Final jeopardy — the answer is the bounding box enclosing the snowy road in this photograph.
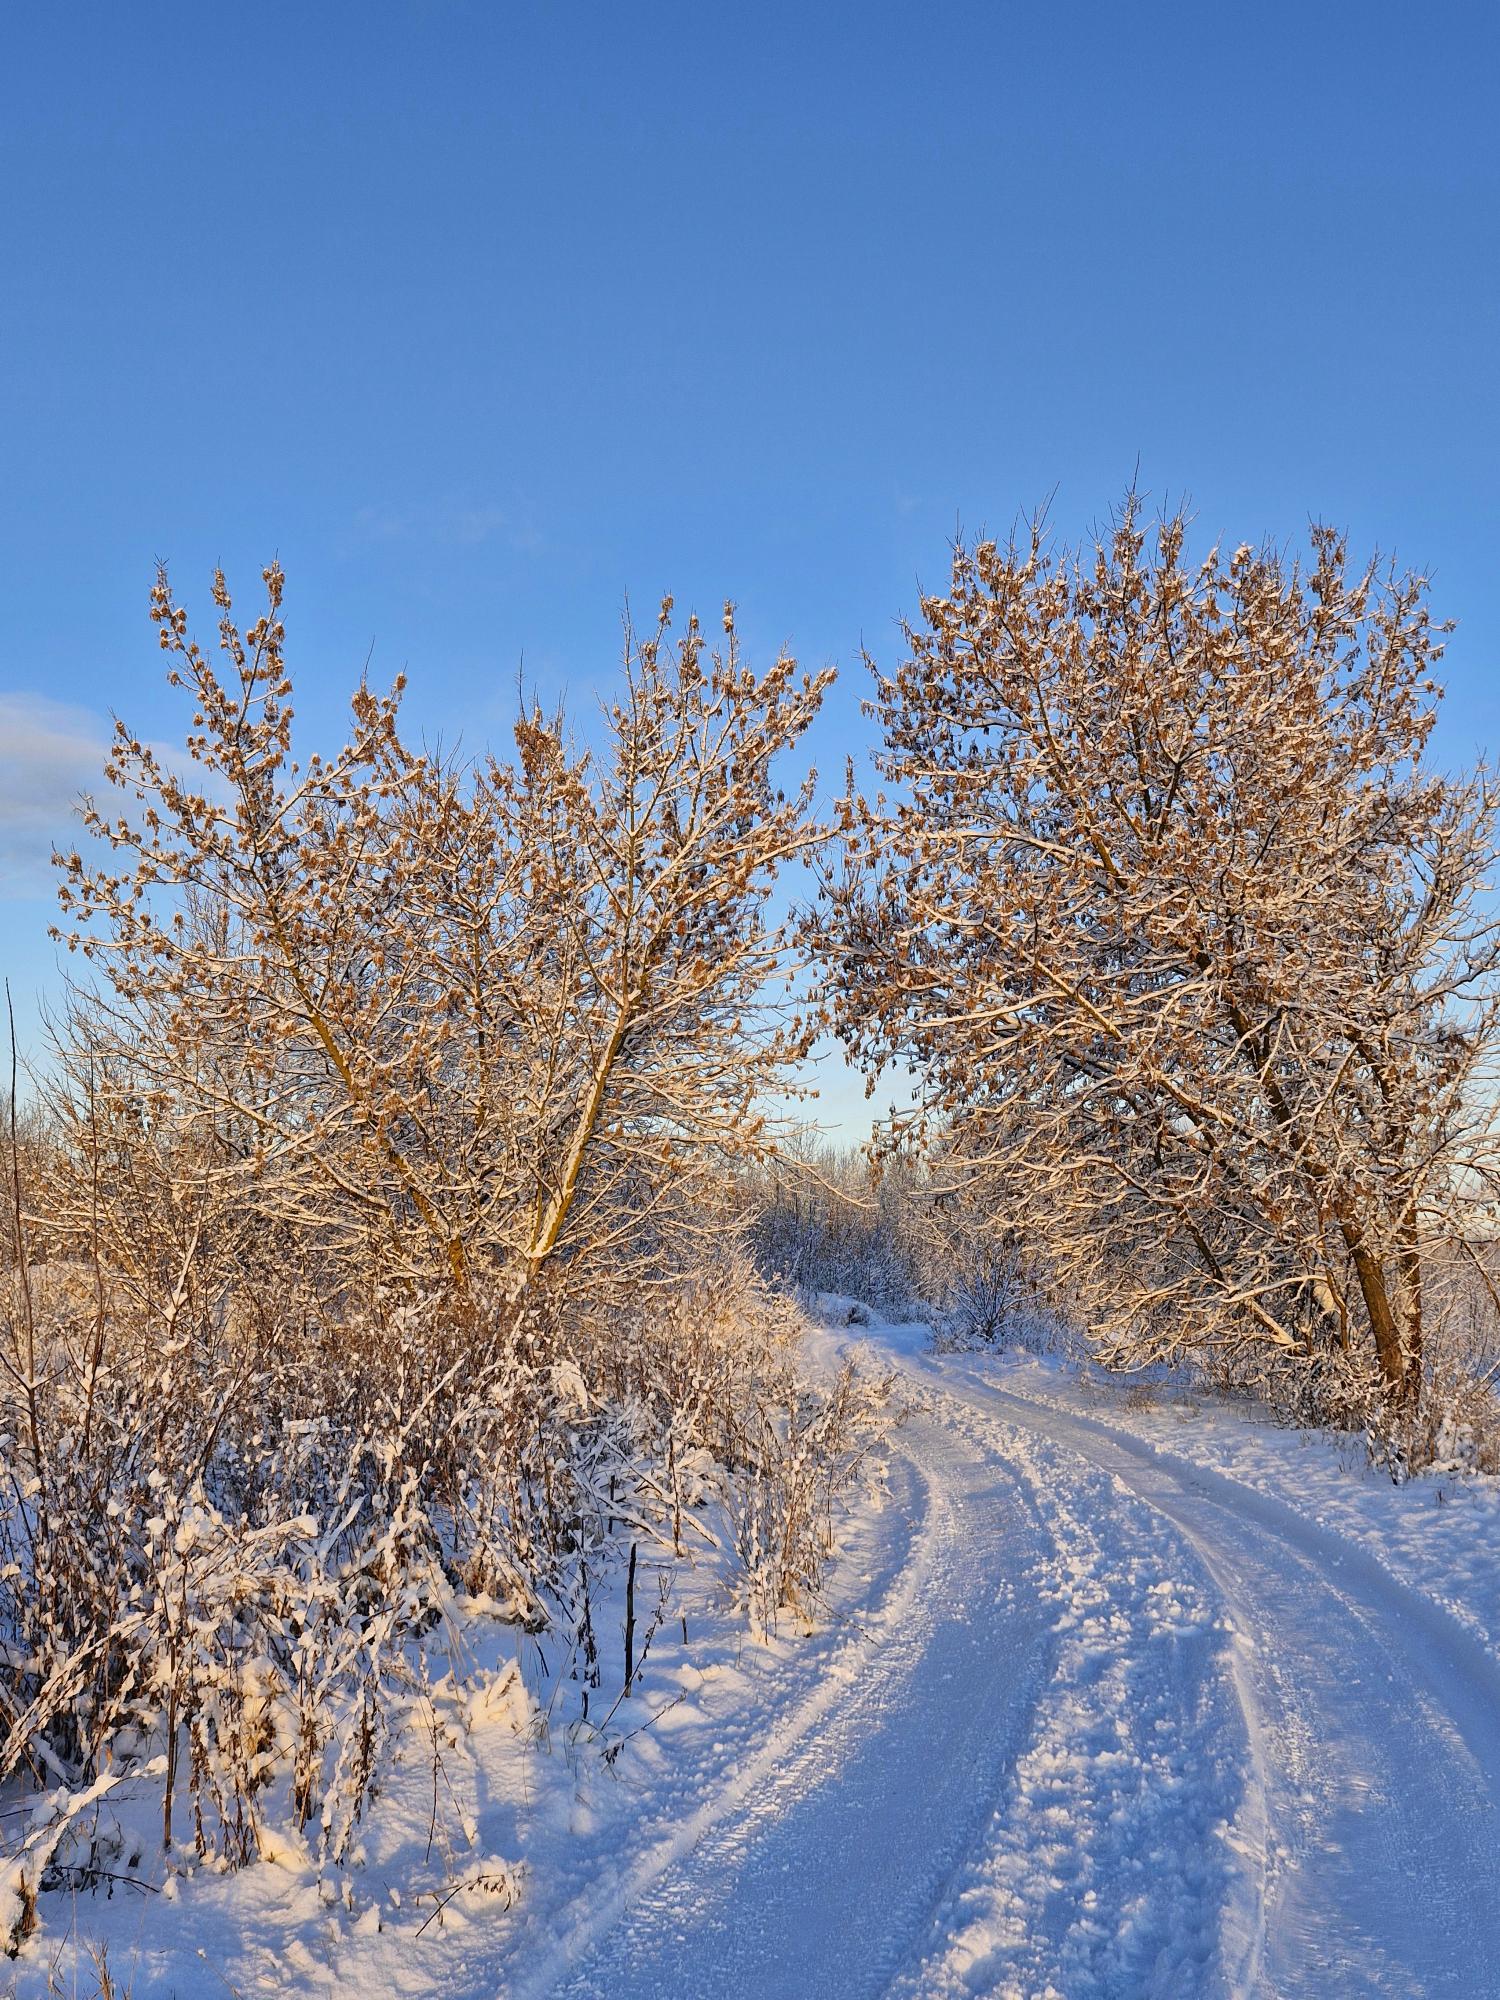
[531,1399,1057,2000]
[530,1337,1500,2000]
[943,1367,1500,1999]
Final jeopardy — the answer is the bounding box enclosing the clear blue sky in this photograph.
[3,2,1497,1129]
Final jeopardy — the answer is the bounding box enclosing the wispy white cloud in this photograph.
[449,504,515,549]
[349,500,544,556]
[0,693,111,895]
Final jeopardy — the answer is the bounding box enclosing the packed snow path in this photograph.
[935,1363,1500,1999]
[531,1336,1500,1999]
[525,1398,1059,2000]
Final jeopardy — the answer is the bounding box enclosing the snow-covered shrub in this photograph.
[1190,1264,1500,1483]
[926,1235,1033,1349]
[576,1250,894,1597]
[1,1190,887,1942]
[0,1281,445,1865]
[1367,1261,1500,1479]
[727,1356,894,1634]
[0,1374,448,1947]
[1201,1337,1387,1433]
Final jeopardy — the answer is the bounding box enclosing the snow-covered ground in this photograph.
[9,1315,1500,1998]
[903,1342,1500,1998]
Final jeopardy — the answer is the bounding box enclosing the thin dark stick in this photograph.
[623,1542,637,1696]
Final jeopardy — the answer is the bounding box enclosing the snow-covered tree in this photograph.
[821,500,1500,1405]
[1,565,893,1870]
[54,567,833,1316]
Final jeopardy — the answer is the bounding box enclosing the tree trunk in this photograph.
[1339,1213,1418,1409]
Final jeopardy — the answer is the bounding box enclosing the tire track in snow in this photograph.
[525,1399,1056,1999]
[950,1370,1500,1999]
[887,1386,1252,2000]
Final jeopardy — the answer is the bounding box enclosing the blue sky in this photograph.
[2,2,1497,1131]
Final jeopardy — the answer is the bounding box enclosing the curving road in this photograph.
[519,1338,1500,1999]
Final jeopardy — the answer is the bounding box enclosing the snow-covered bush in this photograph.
[727,1355,895,1634]
[582,1250,895,1629]
[926,1240,1035,1350]
[1189,1252,1500,1481]
[0,1234,891,1943]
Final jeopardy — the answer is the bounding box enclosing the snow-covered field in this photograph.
[9,1314,1500,1999]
